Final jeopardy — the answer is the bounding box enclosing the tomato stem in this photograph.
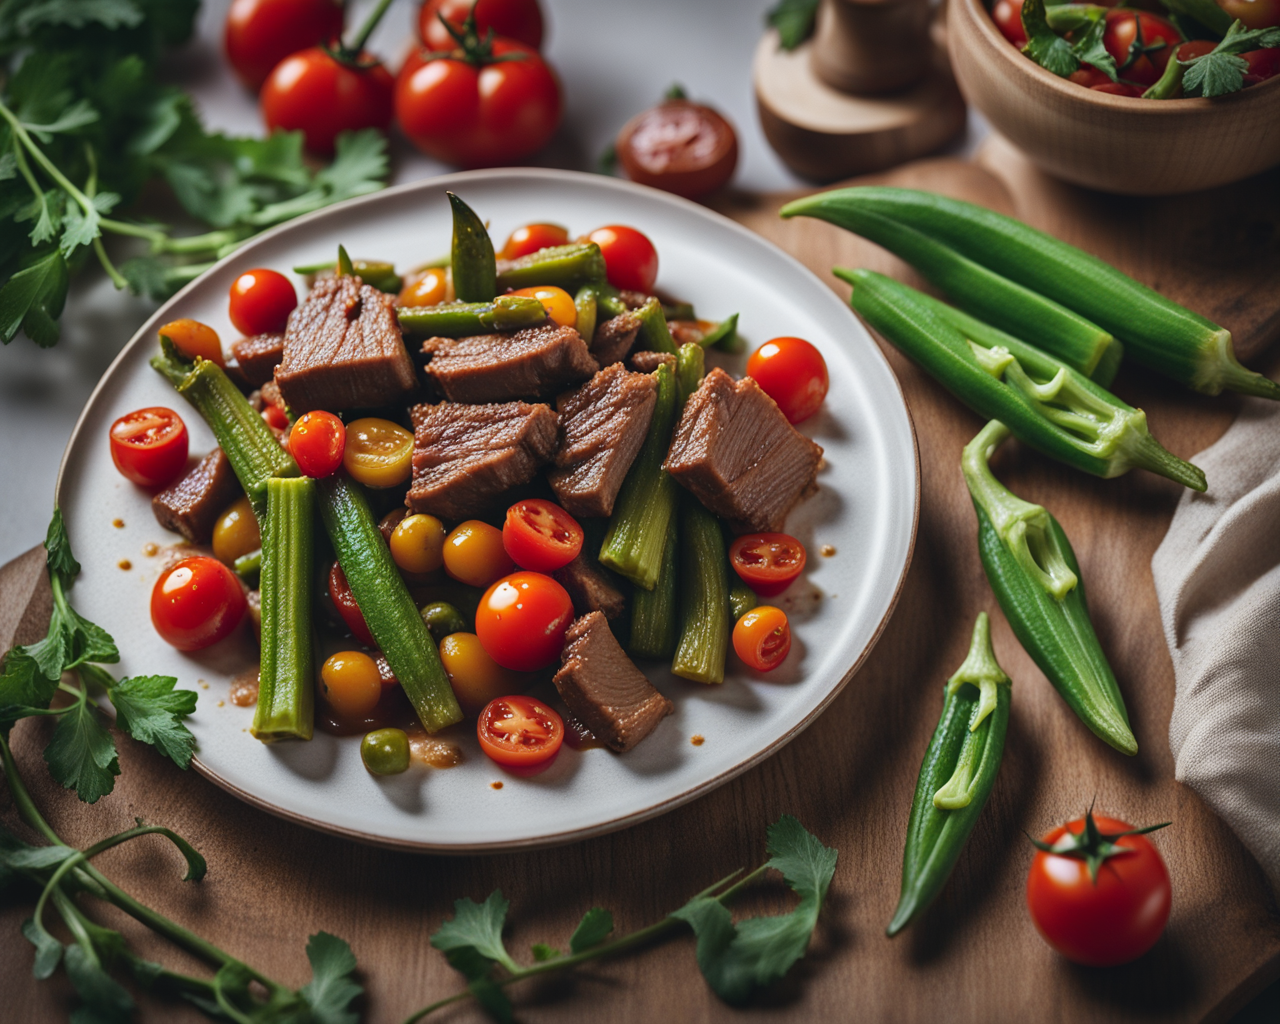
[344,0,396,60]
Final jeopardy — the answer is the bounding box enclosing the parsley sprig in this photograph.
[1180,19,1280,96]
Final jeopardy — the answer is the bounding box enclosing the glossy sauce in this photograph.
[229,669,260,707]
[143,542,160,557]
[491,781,504,790]
[117,559,132,570]
[820,544,836,557]
[562,713,604,751]
[112,518,124,528]
[691,734,705,747]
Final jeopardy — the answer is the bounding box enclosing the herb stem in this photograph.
[0,99,97,221]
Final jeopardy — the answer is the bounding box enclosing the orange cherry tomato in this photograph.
[475,571,574,671]
[732,606,792,672]
[320,650,383,720]
[502,499,583,572]
[288,410,345,478]
[109,407,189,488]
[477,695,564,768]
[444,521,515,588]
[508,285,576,328]
[585,225,658,293]
[229,269,297,335]
[398,266,449,307]
[151,557,247,651]
[729,533,807,597]
[501,222,569,260]
[747,336,829,424]
[159,318,223,367]
[328,561,374,647]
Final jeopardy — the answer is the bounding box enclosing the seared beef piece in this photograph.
[553,612,673,752]
[591,312,641,366]
[628,350,675,374]
[664,367,823,533]
[151,449,241,543]
[274,274,417,413]
[421,323,597,403]
[548,364,657,517]
[618,290,654,310]
[406,401,558,520]
[260,379,283,410]
[231,332,285,387]
[552,553,626,620]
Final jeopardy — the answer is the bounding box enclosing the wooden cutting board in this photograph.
[4,155,1279,1024]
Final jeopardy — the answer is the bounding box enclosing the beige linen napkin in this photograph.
[1152,399,1280,894]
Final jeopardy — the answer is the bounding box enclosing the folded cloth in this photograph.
[1152,398,1280,894]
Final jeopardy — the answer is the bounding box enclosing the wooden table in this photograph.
[4,150,1280,1023]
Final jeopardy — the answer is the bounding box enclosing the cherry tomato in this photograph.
[439,632,518,715]
[390,513,447,575]
[262,400,290,431]
[419,0,545,51]
[343,417,414,488]
[395,39,562,168]
[109,407,189,488]
[229,269,297,336]
[1243,47,1280,83]
[585,225,658,293]
[477,695,564,767]
[224,0,344,90]
[475,571,573,671]
[501,222,568,260]
[1173,39,1217,63]
[746,337,829,424]
[261,47,394,156]
[444,521,515,588]
[1068,66,1115,88]
[991,0,1027,45]
[502,499,583,572]
[288,410,345,477]
[616,99,738,199]
[1091,82,1146,96]
[729,533,807,597]
[1218,0,1280,28]
[732,606,792,672]
[151,557,247,651]
[159,319,223,367]
[1027,813,1172,967]
[212,496,261,566]
[329,561,375,646]
[508,285,576,327]
[398,266,450,307]
[320,650,383,719]
[1102,10,1183,86]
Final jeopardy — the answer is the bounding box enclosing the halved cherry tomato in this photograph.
[419,0,545,51]
[475,571,573,671]
[261,47,394,156]
[329,561,375,647]
[616,98,738,199]
[746,336,829,424]
[398,266,449,307]
[151,557,247,651]
[477,695,564,767]
[729,533,807,597]
[224,0,344,90]
[501,222,569,260]
[508,285,576,327]
[991,0,1027,45]
[343,417,414,488]
[109,407,189,488]
[159,319,223,367]
[1102,9,1183,86]
[502,499,583,572]
[585,225,658,293]
[732,606,792,672]
[288,410,346,477]
[444,521,515,587]
[1218,0,1280,29]
[229,269,297,336]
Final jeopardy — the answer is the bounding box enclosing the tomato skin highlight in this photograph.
[328,561,375,647]
[229,269,297,335]
[109,407,189,488]
[398,266,450,307]
[1027,815,1172,967]
[585,225,658,293]
[501,222,568,260]
[151,557,247,651]
[261,47,394,156]
[729,533,807,597]
[477,695,564,768]
[224,0,344,90]
[991,0,1028,45]
[288,410,346,478]
[419,0,545,51]
[475,571,574,671]
[732,606,792,672]
[502,499,584,572]
[746,336,829,424]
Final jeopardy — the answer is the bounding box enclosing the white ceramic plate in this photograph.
[56,169,918,852]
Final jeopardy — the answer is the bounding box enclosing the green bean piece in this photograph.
[336,244,355,277]
[888,612,1010,936]
[729,580,758,621]
[964,421,1137,755]
[700,312,742,354]
[252,477,316,742]
[449,192,496,302]
[586,280,629,319]
[574,284,598,345]
[633,298,678,355]
[361,728,410,775]
[662,300,696,321]
[1142,52,1186,99]
[676,341,706,399]
[496,242,608,292]
[292,258,403,293]
[420,601,466,643]
[628,514,679,660]
[233,548,261,583]
[672,498,731,685]
[397,295,547,337]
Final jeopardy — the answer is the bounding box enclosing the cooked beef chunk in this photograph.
[548,364,657,517]
[628,350,675,374]
[274,274,417,413]
[230,332,285,388]
[591,311,641,366]
[663,367,823,533]
[421,322,597,403]
[618,290,654,310]
[552,553,626,620]
[553,612,672,752]
[406,401,558,520]
[151,449,241,543]
[260,379,283,410]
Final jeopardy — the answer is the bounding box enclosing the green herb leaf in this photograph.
[1181,20,1280,96]
[107,675,196,768]
[1070,18,1118,81]
[767,0,820,51]
[1021,0,1079,77]
[530,943,561,961]
[569,907,613,953]
[314,129,388,203]
[0,249,68,346]
[43,697,119,803]
[300,932,363,1024]
[45,507,80,578]
[431,890,521,976]
[10,0,145,33]
[62,942,134,1021]
[0,649,61,727]
[21,918,65,979]
[468,976,514,1023]
[21,98,98,142]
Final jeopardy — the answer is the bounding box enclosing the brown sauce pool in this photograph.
[562,713,605,751]
[229,669,260,708]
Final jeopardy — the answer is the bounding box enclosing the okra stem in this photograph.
[449,192,496,302]
[633,298,678,355]
[672,498,730,685]
[397,295,547,337]
[496,243,607,292]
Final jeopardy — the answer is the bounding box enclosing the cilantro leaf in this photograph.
[22,98,98,142]
[1181,20,1280,96]
[0,648,61,727]
[106,675,196,767]
[468,977,514,1023]
[1070,18,1118,82]
[1021,0,1079,77]
[22,917,65,979]
[45,507,80,578]
[569,907,613,953]
[43,697,119,803]
[530,943,561,961]
[60,192,119,257]
[314,129,388,202]
[431,890,521,975]
[299,932,362,1024]
[11,0,144,33]
[0,249,69,346]
[63,942,134,1022]
[767,0,820,51]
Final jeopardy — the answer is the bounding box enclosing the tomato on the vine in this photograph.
[229,269,297,335]
[475,571,573,671]
[477,695,564,768]
[151,557,247,651]
[1102,9,1183,86]
[288,410,346,477]
[585,225,658,293]
[224,0,344,90]
[746,336,829,424]
[419,0,545,52]
[729,533,807,597]
[261,47,394,155]
[503,499,583,572]
[501,222,568,260]
[109,407,189,489]
[991,0,1027,45]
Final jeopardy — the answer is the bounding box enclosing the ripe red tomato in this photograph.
[1069,66,1115,88]
[395,39,562,168]
[501,222,569,260]
[585,225,659,293]
[616,99,738,199]
[109,407,189,489]
[1027,813,1172,967]
[224,0,344,90]
[288,410,346,477]
[1243,47,1280,84]
[503,499,583,572]
[475,571,574,671]
[732,606,792,671]
[991,0,1027,45]
[746,336,829,424]
[329,561,375,647]
[1218,0,1280,28]
[229,269,297,335]
[151,557,247,651]
[261,48,394,155]
[262,400,290,431]
[729,533,807,597]
[1102,10,1183,86]
[420,0,545,51]
[477,695,564,768]
[1091,82,1146,96]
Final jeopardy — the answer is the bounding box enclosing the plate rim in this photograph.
[54,166,921,854]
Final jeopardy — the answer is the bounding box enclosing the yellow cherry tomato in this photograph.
[343,417,414,488]
[320,651,382,719]
[390,513,446,575]
[211,495,260,565]
[438,632,517,715]
[509,285,577,328]
[398,266,449,307]
[159,318,223,366]
[443,520,515,588]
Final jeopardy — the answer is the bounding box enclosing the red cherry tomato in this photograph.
[501,222,569,260]
[224,0,344,91]
[1218,0,1280,29]
[395,39,562,168]
[288,410,346,477]
[477,695,564,768]
[475,571,573,671]
[991,0,1028,45]
[229,269,297,336]
[419,0,545,51]
[262,401,290,431]
[151,557,247,651]
[746,337,829,424]
[732,606,792,672]
[329,561,375,647]
[1027,814,1172,967]
[616,99,738,199]
[1069,66,1115,88]
[502,499,583,572]
[1102,10,1183,86]
[585,225,659,293]
[1091,82,1146,96]
[109,407,189,488]
[261,47,394,156]
[1243,47,1280,84]
[729,533,807,597]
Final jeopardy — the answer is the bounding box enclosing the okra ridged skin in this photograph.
[629,514,679,660]
[397,295,547,337]
[672,498,730,685]
[449,192,496,302]
[496,243,607,292]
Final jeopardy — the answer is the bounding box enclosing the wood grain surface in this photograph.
[4,158,1280,1024]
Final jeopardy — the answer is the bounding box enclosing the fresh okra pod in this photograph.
[729,580,758,621]
[573,284,598,345]
[672,496,730,685]
[397,295,547,337]
[629,514,679,659]
[496,242,608,292]
[449,192,496,302]
[293,257,403,293]
[633,297,678,355]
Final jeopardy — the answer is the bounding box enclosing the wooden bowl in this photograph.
[948,0,1280,194]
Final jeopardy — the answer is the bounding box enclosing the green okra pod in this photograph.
[574,284,598,346]
[233,548,261,584]
[888,612,1011,936]
[672,496,730,685]
[397,295,548,337]
[293,257,403,293]
[496,242,607,292]
[628,514,679,659]
[963,420,1137,755]
[449,192,496,302]
[729,580,758,621]
[633,297,678,355]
